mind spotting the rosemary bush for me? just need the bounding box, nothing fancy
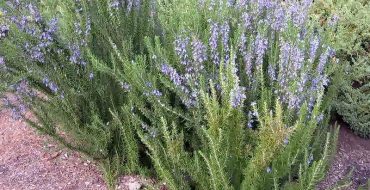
[312,0,370,138]
[0,0,339,189]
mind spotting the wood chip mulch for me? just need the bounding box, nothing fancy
[317,119,370,190]
[0,109,108,190]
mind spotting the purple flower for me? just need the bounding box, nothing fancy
[242,12,252,29]
[89,72,94,80]
[0,7,8,15]
[283,138,289,145]
[226,0,235,7]
[60,91,65,99]
[317,48,330,74]
[287,46,305,109]
[254,34,268,66]
[278,40,290,62]
[328,48,336,58]
[11,107,22,120]
[309,72,329,111]
[141,123,149,130]
[25,42,45,63]
[141,123,158,138]
[328,14,339,27]
[209,21,220,65]
[220,22,230,63]
[120,82,131,92]
[243,52,253,77]
[126,0,141,13]
[297,71,308,95]
[43,76,58,93]
[270,4,287,31]
[198,0,206,8]
[0,25,9,39]
[8,5,59,63]
[145,82,152,88]
[0,56,4,65]
[230,86,246,108]
[27,3,42,23]
[276,39,308,109]
[191,38,207,64]
[85,17,91,36]
[69,44,86,66]
[39,32,52,47]
[42,77,50,85]
[239,33,254,77]
[48,82,59,93]
[236,0,247,8]
[161,64,182,86]
[290,45,304,78]
[149,128,158,138]
[239,33,247,56]
[160,41,199,107]
[151,89,162,97]
[317,114,324,123]
[73,19,90,47]
[74,22,83,35]
[174,36,190,66]
[309,35,320,63]
[47,18,59,34]
[110,0,120,9]
[256,0,274,11]
[268,64,276,81]
[288,0,312,28]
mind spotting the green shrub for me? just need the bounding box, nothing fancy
[0,1,154,186]
[312,0,370,138]
[0,0,339,189]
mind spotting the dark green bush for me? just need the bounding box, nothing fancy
[313,0,370,138]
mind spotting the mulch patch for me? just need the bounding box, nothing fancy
[317,118,370,190]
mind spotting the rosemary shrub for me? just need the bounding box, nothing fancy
[0,0,340,189]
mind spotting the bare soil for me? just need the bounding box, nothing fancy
[317,119,370,190]
[0,108,150,190]
[0,109,108,190]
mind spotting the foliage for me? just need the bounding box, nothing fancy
[0,0,340,189]
[312,0,370,138]
[0,0,153,185]
[358,179,370,190]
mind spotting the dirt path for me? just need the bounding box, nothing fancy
[317,119,370,190]
[0,109,109,190]
[0,107,151,190]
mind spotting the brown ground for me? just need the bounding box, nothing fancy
[0,108,108,190]
[317,119,370,190]
[0,108,148,190]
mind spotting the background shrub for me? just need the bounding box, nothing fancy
[312,0,370,138]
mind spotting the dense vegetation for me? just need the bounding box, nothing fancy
[312,0,370,138]
[0,0,368,189]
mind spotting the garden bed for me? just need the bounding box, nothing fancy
[318,118,370,190]
[1,0,369,189]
